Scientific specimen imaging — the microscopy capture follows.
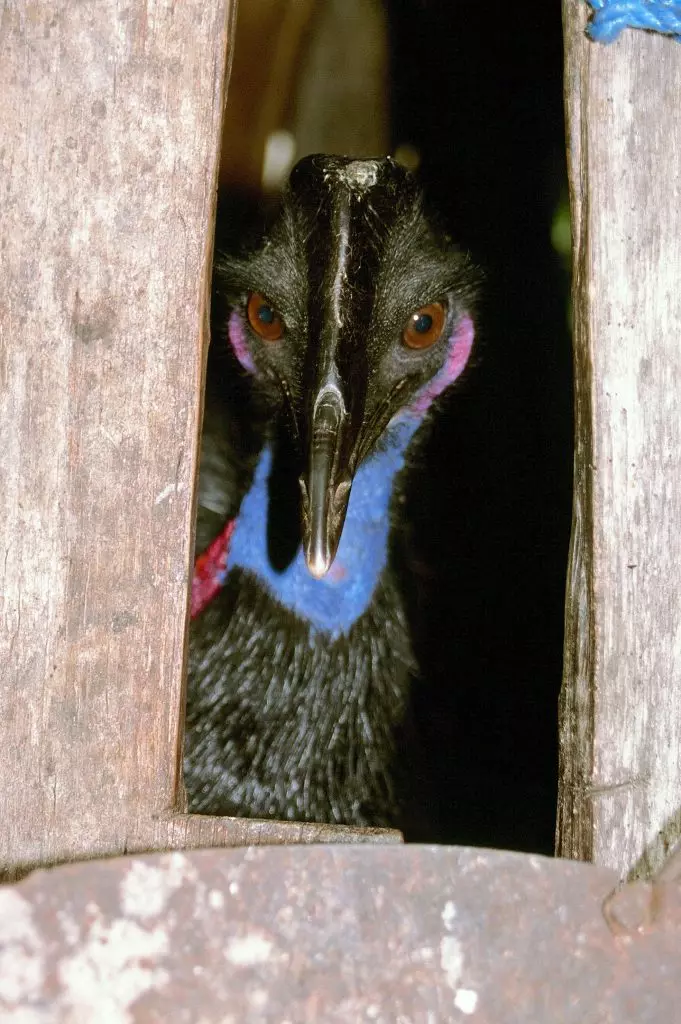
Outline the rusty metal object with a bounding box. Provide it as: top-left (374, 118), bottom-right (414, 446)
top-left (602, 837), bottom-right (681, 938)
top-left (1, 845), bottom-right (680, 1021)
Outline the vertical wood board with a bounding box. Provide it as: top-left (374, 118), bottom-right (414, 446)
top-left (0, 0), bottom-right (234, 872)
top-left (559, 1), bottom-right (681, 877)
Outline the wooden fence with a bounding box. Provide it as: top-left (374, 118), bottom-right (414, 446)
top-left (0, 0), bottom-right (679, 883)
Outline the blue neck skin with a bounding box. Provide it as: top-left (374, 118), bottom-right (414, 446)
top-left (228, 413), bottom-right (421, 638)
top-left (226, 314), bottom-right (474, 637)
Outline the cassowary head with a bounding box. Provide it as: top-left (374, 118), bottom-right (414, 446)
top-left (216, 154), bottom-right (478, 578)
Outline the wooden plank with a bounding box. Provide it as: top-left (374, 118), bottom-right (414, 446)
top-left (0, 0), bottom-right (235, 876)
top-left (218, 0), bottom-right (317, 192)
top-left (292, 0), bottom-right (389, 160)
top-left (558, 1), bottom-right (681, 878)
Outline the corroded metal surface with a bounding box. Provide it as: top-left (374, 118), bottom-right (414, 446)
top-left (1, 845), bottom-right (680, 1021)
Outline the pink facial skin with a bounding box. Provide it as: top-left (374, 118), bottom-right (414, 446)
top-left (228, 307), bottom-right (473, 410)
top-left (410, 315), bottom-right (475, 415)
top-left (228, 311), bottom-right (256, 374)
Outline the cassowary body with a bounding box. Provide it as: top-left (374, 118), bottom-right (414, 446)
top-left (185, 155), bottom-right (477, 828)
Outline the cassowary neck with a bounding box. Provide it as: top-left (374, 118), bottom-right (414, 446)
top-left (228, 414), bottom-right (421, 637)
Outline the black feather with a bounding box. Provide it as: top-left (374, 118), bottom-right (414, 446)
top-left (185, 155), bottom-right (480, 828)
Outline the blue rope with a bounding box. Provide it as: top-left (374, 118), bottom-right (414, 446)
top-left (587, 1), bottom-right (681, 42)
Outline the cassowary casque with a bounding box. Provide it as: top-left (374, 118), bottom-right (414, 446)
top-left (185, 154), bottom-right (478, 828)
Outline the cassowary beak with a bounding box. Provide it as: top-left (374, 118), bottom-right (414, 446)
top-left (299, 384), bottom-right (352, 579)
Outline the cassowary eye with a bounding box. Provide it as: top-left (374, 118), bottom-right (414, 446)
top-left (402, 301), bottom-right (446, 350)
top-left (188, 154), bottom-right (479, 831)
top-left (247, 292), bottom-right (284, 341)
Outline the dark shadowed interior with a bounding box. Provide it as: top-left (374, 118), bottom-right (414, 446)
top-left (386, 1), bottom-right (571, 853)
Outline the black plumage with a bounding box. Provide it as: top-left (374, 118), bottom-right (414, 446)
top-left (185, 155), bottom-right (478, 828)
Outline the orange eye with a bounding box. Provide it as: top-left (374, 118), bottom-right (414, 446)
top-left (402, 302), bottom-right (446, 350)
top-left (247, 292), bottom-right (284, 341)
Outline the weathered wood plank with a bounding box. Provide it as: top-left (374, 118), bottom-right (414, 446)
top-left (558, 1), bottom-right (681, 878)
top-left (0, 0), bottom-right (235, 875)
top-left (5, 815), bottom-right (401, 881)
top-left (218, 0), bottom-right (317, 192)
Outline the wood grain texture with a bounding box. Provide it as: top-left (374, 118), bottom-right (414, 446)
top-left (218, 0), bottom-right (317, 191)
top-left (3, 815), bottom-right (401, 882)
top-left (292, 0), bottom-right (389, 159)
top-left (0, 0), bottom-right (235, 875)
top-left (559, 1), bottom-right (681, 878)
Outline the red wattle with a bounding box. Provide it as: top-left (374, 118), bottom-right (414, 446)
top-left (190, 519), bottom-right (236, 619)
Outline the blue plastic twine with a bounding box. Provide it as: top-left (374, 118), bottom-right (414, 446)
top-left (587, 0), bottom-right (681, 42)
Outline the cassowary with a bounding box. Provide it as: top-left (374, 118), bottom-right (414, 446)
top-left (185, 154), bottom-right (478, 828)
